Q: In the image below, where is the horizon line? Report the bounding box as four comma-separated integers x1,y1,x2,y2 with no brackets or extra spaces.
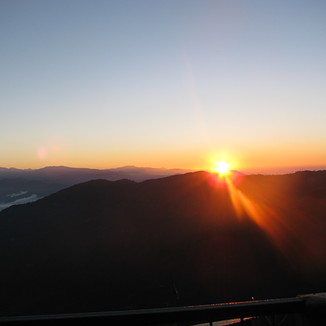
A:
1,164,326,176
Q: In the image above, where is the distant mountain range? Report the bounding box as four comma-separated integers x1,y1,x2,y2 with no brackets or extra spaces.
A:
1,170,326,316
0,166,192,211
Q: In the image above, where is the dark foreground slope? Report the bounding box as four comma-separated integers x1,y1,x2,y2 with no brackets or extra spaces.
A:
1,171,326,316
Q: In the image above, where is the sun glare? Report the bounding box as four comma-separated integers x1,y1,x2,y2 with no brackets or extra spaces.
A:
215,160,231,175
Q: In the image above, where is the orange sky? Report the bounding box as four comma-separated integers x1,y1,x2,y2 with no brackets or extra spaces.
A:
3,143,326,175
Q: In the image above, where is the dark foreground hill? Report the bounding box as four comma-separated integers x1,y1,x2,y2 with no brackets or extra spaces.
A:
1,170,326,316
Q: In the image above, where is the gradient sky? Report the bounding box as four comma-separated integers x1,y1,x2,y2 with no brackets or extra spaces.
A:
1,0,326,172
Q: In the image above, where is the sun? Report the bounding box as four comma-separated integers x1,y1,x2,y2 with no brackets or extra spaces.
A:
215,160,231,175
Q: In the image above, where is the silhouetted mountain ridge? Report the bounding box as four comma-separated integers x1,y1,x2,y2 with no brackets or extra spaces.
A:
1,170,326,316
0,165,192,211
0,165,192,183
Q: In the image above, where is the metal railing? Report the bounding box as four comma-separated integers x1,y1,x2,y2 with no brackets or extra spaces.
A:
0,295,313,325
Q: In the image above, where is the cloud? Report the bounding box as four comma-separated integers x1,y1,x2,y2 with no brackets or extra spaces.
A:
8,191,28,198
0,194,40,211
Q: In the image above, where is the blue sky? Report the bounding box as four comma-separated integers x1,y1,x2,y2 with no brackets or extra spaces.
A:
1,0,326,172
